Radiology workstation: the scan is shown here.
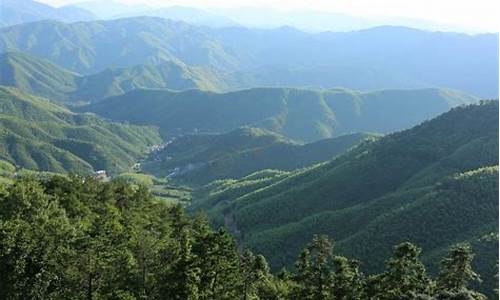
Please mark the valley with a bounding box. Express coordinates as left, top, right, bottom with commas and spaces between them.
0, 1, 498, 298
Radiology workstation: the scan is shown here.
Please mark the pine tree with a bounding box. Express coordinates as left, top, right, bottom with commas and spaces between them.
332, 256, 365, 299
436, 243, 487, 299
294, 235, 334, 300
374, 242, 432, 299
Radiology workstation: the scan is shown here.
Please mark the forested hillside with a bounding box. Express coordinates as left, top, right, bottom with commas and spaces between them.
0, 52, 229, 103
143, 128, 376, 184
82, 87, 476, 142
0, 86, 161, 174
0, 175, 494, 299
0, 2, 498, 298
191, 101, 499, 294
0, 17, 497, 96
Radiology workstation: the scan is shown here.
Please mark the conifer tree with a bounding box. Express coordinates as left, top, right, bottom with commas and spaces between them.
436, 244, 487, 299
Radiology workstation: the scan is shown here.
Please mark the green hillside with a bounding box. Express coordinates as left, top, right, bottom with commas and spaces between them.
0, 86, 161, 174
0, 18, 238, 74
191, 101, 499, 292
0, 51, 79, 102
82, 87, 476, 142
0, 18, 497, 97
1, 175, 493, 298
0, 52, 229, 103
143, 128, 376, 184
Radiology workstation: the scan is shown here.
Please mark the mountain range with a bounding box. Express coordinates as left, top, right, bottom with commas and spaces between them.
0, 17, 497, 97
0, 0, 95, 27
81, 87, 477, 142
0, 51, 228, 103
0, 3, 498, 296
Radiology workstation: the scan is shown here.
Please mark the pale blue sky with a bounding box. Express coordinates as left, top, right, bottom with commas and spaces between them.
39, 0, 499, 31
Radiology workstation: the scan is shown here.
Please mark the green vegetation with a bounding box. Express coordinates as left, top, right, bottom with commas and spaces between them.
116, 172, 192, 204
82, 87, 476, 142
0, 18, 497, 97
0, 176, 494, 299
0, 52, 230, 103
143, 127, 376, 185
0, 86, 161, 174
191, 101, 499, 295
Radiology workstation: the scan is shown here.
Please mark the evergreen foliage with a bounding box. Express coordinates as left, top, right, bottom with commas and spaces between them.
192, 101, 499, 295
143, 128, 376, 184
83, 87, 475, 142
0, 176, 494, 299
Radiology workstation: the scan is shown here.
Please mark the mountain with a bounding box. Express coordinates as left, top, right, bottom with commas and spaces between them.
114, 6, 238, 27
0, 52, 79, 102
0, 18, 497, 97
66, 0, 150, 19
142, 128, 376, 184
190, 101, 498, 292
0, 18, 239, 74
0, 0, 95, 27
0, 52, 229, 103
0, 86, 161, 175
81, 87, 477, 142
211, 7, 477, 33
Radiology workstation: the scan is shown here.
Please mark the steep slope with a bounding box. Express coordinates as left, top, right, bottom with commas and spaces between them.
143, 128, 376, 184
191, 101, 498, 283
0, 18, 239, 74
0, 52, 228, 103
0, 18, 497, 96
0, 86, 161, 174
0, 52, 79, 102
82, 87, 476, 142
0, 0, 95, 27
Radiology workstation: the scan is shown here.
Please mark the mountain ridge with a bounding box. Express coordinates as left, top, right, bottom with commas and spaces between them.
81, 86, 477, 142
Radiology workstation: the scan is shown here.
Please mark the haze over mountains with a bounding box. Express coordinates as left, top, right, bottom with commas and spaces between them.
0, 0, 96, 27
0, 0, 498, 297
0, 17, 498, 97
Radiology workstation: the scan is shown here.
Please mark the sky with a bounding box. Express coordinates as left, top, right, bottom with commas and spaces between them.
38, 0, 500, 32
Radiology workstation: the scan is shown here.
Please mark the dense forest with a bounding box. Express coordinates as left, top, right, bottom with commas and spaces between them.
142, 128, 376, 184
191, 101, 499, 294
0, 176, 495, 299
82, 87, 475, 142
0, 2, 498, 298
0, 86, 161, 174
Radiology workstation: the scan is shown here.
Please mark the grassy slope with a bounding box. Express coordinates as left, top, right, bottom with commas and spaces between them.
143, 127, 377, 184
191, 102, 499, 290
83, 87, 476, 142
0, 86, 161, 174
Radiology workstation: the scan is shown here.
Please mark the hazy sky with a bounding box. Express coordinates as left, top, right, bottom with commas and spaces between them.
38, 0, 499, 31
